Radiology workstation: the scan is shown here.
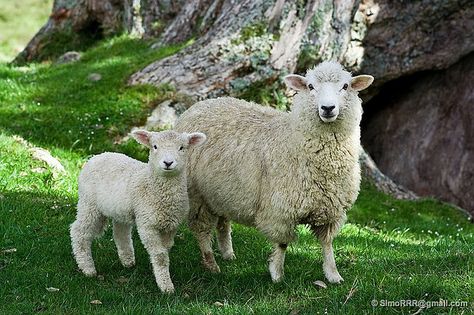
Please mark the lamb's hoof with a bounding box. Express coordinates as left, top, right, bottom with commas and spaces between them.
222, 252, 236, 261
325, 272, 344, 284
121, 259, 135, 268
81, 269, 97, 277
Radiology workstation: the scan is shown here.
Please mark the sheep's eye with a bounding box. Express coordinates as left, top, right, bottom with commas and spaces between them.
308, 84, 314, 90
179, 146, 184, 151
153, 145, 157, 150
342, 83, 348, 90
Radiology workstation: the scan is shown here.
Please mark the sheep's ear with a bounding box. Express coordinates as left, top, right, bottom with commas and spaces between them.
131, 130, 151, 147
284, 74, 308, 91
187, 132, 207, 147
350, 75, 374, 91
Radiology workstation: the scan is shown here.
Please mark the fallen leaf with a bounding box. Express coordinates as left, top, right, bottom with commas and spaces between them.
313, 280, 327, 289
90, 300, 102, 305
1, 248, 17, 254
46, 287, 60, 292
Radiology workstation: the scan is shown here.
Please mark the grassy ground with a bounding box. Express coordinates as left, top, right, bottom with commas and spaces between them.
0, 35, 473, 315
0, 0, 53, 62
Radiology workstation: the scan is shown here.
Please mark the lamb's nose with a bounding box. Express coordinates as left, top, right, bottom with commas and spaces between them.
321, 105, 335, 112
163, 161, 173, 168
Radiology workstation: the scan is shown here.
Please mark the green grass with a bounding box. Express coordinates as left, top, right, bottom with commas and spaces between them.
0, 35, 473, 314
0, 0, 53, 62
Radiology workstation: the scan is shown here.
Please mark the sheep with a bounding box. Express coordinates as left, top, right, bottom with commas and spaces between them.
175, 61, 374, 284
70, 130, 207, 293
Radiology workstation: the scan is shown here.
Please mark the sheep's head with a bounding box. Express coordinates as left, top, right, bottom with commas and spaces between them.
285, 61, 374, 123
131, 130, 207, 176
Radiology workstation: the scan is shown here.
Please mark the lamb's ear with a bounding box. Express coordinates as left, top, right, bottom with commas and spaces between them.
350, 75, 374, 91
131, 130, 151, 148
187, 132, 207, 147
284, 74, 308, 91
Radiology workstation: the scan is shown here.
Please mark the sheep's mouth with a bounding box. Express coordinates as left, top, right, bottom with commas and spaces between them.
319, 114, 337, 122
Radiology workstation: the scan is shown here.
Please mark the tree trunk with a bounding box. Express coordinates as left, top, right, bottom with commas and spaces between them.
16, 0, 474, 210
13, 0, 188, 64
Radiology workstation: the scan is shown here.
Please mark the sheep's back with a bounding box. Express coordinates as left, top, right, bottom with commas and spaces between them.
175, 97, 287, 225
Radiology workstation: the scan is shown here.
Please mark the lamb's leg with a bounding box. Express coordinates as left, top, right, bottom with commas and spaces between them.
113, 221, 135, 268
136, 223, 176, 294
70, 201, 107, 277
268, 243, 287, 283
312, 223, 344, 284
216, 216, 235, 260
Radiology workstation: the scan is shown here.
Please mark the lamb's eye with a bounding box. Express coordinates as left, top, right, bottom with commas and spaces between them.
153, 145, 157, 150
342, 83, 348, 90
308, 84, 314, 90
179, 146, 184, 151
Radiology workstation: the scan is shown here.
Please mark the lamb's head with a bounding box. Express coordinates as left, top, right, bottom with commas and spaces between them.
131, 130, 207, 176
285, 61, 374, 123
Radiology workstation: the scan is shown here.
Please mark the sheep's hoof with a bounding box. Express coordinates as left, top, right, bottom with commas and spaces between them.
160, 286, 175, 294
325, 272, 344, 284
203, 252, 221, 273
222, 252, 236, 261
205, 263, 221, 273
270, 270, 284, 283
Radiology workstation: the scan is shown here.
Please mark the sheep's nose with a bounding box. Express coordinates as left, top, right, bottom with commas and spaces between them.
321, 105, 335, 112
163, 161, 174, 168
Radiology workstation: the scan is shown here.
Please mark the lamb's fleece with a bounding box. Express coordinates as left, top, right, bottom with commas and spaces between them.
70, 130, 206, 293
175, 61, 373, 283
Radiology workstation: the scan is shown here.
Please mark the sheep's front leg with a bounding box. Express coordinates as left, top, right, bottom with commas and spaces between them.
313, 223, 344, 284
268, 243, 287, 282
319, 238, 343, 283
137, 223, 176, 293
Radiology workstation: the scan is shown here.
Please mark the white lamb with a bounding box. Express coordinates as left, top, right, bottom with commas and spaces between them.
70, 130, 207, 293
175, 61, 373, 284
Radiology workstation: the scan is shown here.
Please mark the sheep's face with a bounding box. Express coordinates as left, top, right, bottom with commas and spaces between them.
284, 61, 374, 123
131, 130, 207, 176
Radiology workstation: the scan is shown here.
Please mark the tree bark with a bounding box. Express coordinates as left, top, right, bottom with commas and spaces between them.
16, 0, 474, 206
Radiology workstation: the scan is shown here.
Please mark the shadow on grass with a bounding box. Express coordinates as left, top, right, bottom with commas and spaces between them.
0, 37, 181, 156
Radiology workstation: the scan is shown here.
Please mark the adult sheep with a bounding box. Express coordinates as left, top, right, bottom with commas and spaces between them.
175, 61, 373, 283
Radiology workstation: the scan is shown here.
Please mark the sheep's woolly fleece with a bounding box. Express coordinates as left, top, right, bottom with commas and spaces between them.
175, 61, 368, 283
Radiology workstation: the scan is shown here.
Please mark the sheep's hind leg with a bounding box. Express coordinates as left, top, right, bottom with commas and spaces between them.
113, 221, 135, 268
136, 222, 176, 294
312, 224, 344, 284
189, 205, 220, 273
268, 243, 287, 283
70, 201, 107, 277
216, 216, 235, 260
